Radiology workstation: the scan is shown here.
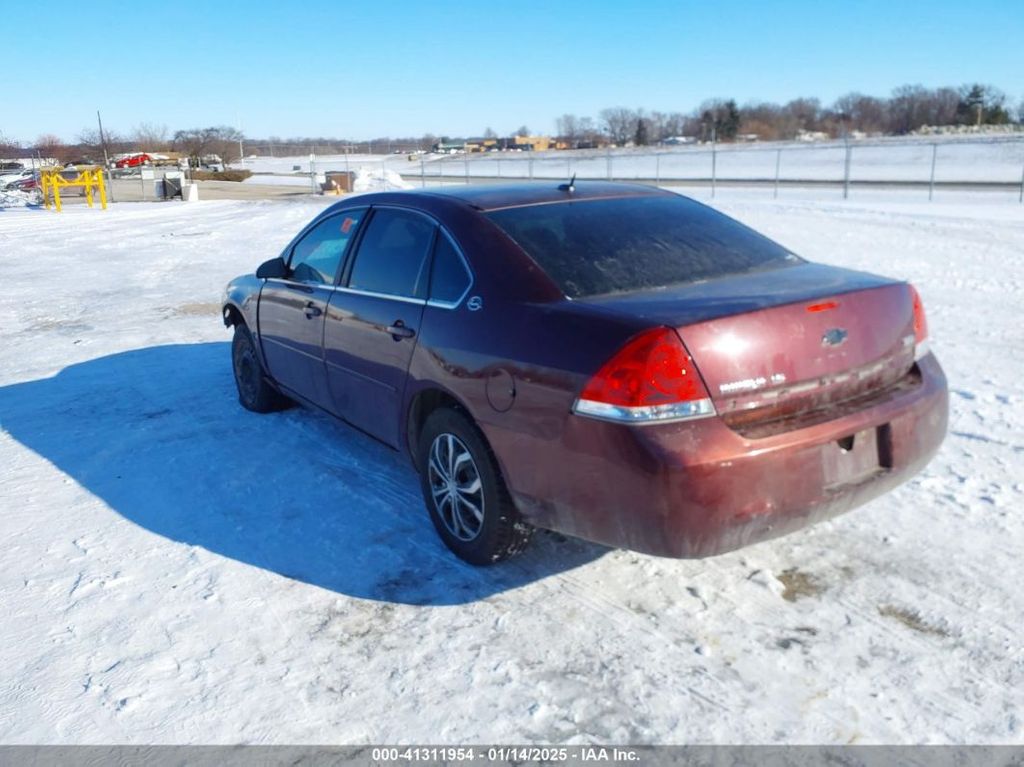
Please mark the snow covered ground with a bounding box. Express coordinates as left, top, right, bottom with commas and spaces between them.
0, 190, 1022, 745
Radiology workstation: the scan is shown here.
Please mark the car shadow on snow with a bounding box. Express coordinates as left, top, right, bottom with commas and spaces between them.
0, 342, 607, 606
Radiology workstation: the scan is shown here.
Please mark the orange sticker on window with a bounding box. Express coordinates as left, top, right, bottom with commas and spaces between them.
341, 217, 354, 234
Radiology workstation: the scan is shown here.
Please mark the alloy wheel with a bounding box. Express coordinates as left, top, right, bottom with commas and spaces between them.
427, 433, 485, 541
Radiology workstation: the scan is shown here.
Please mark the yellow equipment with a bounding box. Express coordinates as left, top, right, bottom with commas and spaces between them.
40, 166, 108, 212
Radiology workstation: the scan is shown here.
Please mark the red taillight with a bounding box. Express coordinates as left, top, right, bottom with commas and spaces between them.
909, 284, 929, 359
574, 327, 715, 423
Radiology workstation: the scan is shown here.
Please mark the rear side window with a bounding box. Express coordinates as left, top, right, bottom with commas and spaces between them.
486, 195, 799, 298
348, 208, 435, 298
429, 233, 472, 305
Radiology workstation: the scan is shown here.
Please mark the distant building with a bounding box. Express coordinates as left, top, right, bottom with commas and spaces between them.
795, 130, 830, 143
432, 141, 467, 154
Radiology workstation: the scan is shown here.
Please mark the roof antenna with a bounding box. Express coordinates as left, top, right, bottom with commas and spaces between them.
558, 173, 576, 193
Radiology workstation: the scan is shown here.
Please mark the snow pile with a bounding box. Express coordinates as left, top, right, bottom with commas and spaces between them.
0, 192, 1022, 744
353, 166, 412, 192
0, 189, 40, 207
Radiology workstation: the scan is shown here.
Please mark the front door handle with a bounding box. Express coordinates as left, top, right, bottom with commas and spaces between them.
386, 321, 415, 341
304, 302, 322, 319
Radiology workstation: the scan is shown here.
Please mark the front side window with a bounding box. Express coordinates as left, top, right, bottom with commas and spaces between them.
347, 208, 435, 298
288, 209, 365, 284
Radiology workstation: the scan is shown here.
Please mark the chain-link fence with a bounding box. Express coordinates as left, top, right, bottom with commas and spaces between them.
405, 136, 1024, 201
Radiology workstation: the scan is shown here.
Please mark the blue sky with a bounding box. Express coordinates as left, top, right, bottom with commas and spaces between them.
4, 0, 1022, 143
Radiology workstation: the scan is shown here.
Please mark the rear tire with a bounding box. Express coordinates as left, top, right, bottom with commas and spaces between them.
417, 407, 533, 565
231, 324, 289, 413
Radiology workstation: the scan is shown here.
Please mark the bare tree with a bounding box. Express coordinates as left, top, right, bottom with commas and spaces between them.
0, 131, 20, 158
134, 122, 170, 151
578, 116, 600, 145
599, 107, 637, 145
832, 93, 886, 133
76, 127, 131, 162
35, 134, 69, 164
931, 87, 961, 126
888, 85, 932, 134
173, 126, 242, 165
555, 114, 580, 145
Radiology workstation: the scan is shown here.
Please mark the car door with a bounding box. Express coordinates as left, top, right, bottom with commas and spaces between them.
324, 207, 435, 447
258, 209, 366, 410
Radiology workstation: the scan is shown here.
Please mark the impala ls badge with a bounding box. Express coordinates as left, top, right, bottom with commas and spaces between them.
822, 327, 848, 347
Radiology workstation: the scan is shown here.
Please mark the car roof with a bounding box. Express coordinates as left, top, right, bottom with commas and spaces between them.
376, 181, 672, 212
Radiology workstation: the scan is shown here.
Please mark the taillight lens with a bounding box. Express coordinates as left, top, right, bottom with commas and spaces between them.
909, 284, 930, 360
573, 327, 716, 423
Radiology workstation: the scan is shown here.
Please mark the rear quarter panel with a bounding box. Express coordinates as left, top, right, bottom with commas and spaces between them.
404, 295, 650, 502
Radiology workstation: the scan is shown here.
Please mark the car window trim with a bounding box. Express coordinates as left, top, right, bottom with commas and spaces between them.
332, 285, 428, 306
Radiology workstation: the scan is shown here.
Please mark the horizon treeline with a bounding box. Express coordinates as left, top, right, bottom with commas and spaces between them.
2, 82, 1021, 162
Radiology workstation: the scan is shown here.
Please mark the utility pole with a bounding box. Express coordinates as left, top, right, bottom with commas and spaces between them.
96, 110, 115, 203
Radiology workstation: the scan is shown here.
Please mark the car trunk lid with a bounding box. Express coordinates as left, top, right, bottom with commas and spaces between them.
582, 263, 917, 435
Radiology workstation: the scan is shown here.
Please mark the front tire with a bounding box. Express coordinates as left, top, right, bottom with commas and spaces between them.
231, 324, 289, 413
418, 408, 533, 565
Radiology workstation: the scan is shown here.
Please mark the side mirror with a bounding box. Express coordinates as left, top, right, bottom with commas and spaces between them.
256, 256, 288, 280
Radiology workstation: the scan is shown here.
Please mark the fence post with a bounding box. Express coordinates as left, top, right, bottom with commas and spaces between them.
381, 158, 387, 188
606, 147, 612, 181
655, 153, 660, 186
1019, 160, 1023, 204
421, 158, 425, 188
928, 143, 938, 201
464, 154, 469, 184
711, 142, 717, 199
529, 155, 534, 181
842, 141, 852, 200
774, 148, 781, 199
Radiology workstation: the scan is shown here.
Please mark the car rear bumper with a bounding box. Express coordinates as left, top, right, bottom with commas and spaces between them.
496, 353, 948, 558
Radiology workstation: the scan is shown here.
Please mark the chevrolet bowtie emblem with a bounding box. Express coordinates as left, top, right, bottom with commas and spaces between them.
822, 327, 848, 347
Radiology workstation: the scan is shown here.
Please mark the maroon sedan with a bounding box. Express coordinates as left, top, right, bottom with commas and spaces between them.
222, 182, 947, 565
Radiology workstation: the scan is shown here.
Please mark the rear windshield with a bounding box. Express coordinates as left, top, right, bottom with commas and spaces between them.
486, 195, 799, 298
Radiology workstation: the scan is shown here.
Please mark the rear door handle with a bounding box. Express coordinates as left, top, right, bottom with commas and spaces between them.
304, 302, 322, 319
386, 321, 415, 340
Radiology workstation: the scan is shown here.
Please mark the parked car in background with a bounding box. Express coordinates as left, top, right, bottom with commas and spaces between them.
3, 175, 38, 192
222, 182, 948, 565
113, 153, 152, 169
200, 154, 225, 172
0, 168, 35, 189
